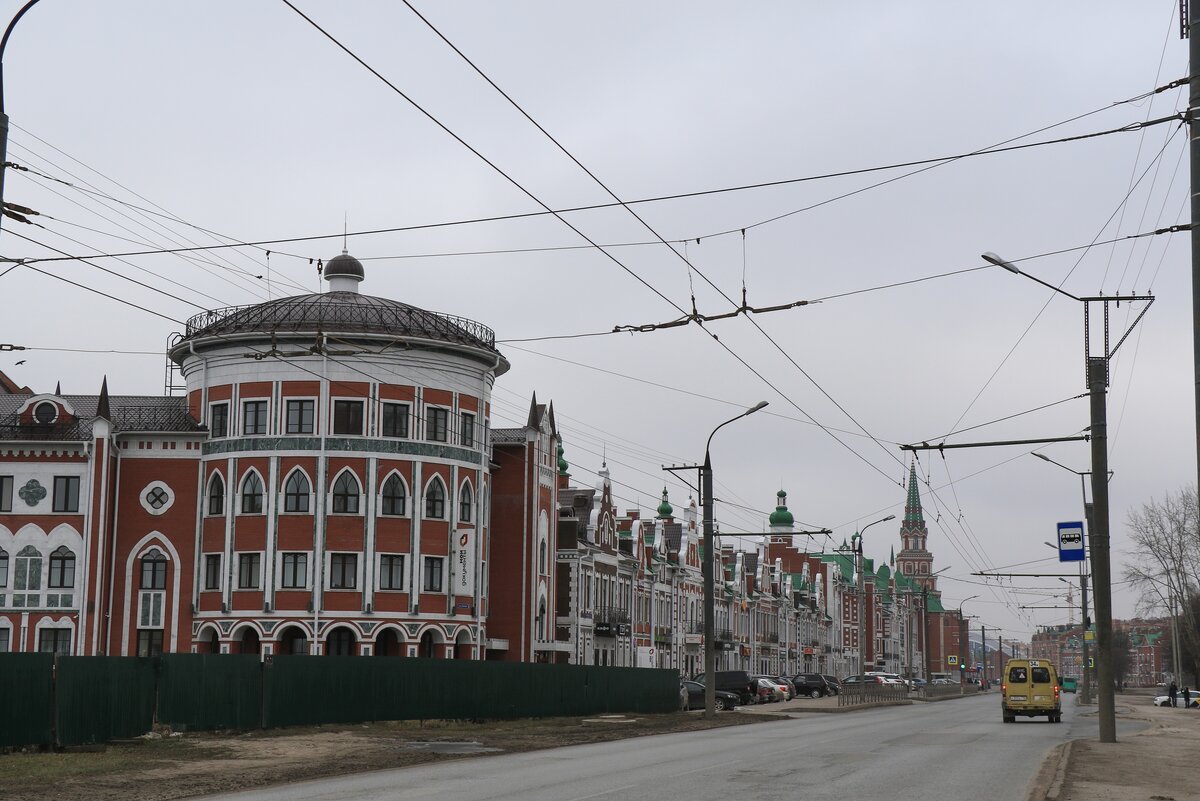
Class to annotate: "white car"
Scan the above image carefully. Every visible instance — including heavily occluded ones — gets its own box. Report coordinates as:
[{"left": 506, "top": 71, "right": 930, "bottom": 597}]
[{"left": 1154, "top": 694, "right": 1200, "bottom": 708}]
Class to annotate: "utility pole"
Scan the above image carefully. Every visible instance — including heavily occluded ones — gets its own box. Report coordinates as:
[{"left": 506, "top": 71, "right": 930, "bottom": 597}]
[
  {"left": 1189, "top": 3, "right": 1200, "bottom": 494},
  {"left": 981, "top": 624, "right": 986, "bottom": 683},
  {"left": 922, "top": 586, "right": 930, "bottom": 680},
  {"left": 1088, "top": 356, "right": 1116, "bottom": 742}
]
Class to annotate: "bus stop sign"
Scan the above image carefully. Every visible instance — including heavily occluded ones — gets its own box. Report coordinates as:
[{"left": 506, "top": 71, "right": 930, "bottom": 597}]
[{"left": 1057, "top": 521, "right": 1085, "bottom": 562}]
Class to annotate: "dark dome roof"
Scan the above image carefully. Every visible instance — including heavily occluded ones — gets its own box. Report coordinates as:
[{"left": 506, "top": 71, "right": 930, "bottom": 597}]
[
  {"left": 178, "top": 292, "right": 498, "bottom": 352},
  {"left": 324, "top": 252, "right": 364, "bottom": 280}
]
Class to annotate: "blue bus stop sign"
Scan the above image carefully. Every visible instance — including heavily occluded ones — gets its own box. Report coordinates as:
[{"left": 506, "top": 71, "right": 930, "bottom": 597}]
[{"left": 1057, "top": 521, "right": 1085, "bottom": 562}]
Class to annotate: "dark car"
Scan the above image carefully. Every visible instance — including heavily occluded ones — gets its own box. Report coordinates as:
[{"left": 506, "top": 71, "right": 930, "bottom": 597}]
[
  {"left": 822, "top": 675, "right": 842, "bottom": 695},
  {"left": 694, "top": 670, "right": 758, "bottom": 705},
  {"left": 792, "top": 673, "right": 832, "bottom": 698},
  {"left": 681, "top": 680, "right": 740, "bottom": 711}
]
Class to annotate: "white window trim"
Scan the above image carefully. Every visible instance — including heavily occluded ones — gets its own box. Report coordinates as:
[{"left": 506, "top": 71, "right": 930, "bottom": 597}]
[
  {"left": 205, "top": 471, "right": 226, "bottom": 517},
  {"left": 237, "top": 468, "right": 267, "bottom": 517},
  {"left": 277, "top": 550, "right": 313, "bottom": 591},
  {"left": 378, "top": 470, "right": 410, "bottom": 518},
  {"left": 326, "top": 551, "right": 362, "bottom": 591},
  {"left": 279, "top": 466, "right": 314, "bottom": 515},
  {"left": 377, "top": 553, "right": 406, "bottom": 592},
  {"left": 240, "top": 397, "right": 271, "bottom": 437},
  {"left": 202, "top": 552, "right": 223, "bottom": 592},
  {"left": 208, "top": 400, "right": 231, "bottom": 438},
  {"left": 328, "top": 468, "right": 364, "bottom": 516},
  {"left": 424, "top": 404, "right": 451, "bottom": 443},
  {"left": 235, "top": 550, "right": 264, "bottom": 590},
  {"left": 422, "top": 555, "right": 446, "bottom": 594},
  {"left": 282, "top": 396, "right": 319, "bottom": 435},
  {"left": 379, "top": 400, "right": 412, "bottom": 439},
  {"left": 330, "top": 396, "right": 366, "bottom": 437},
  {"left": 422, "top": 475, "right": 447, "bottom": 520}
]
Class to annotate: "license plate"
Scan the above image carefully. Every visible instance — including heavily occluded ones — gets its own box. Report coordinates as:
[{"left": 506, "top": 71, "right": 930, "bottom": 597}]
[
  {"left": 1010, "top": 695, "right": 1027, "bottom": 701},
  {"left": 1035, "top": 696, "right": 1049, "bottom": 702}
]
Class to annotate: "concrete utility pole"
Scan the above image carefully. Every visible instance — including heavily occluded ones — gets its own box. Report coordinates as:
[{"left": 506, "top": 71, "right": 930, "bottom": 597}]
[
  {"left": 1189, "top": 6, "right": 1200, "bottom": 492},
  {"left": 1088, "top": 357, "right": 1116, "bottom": 742}
]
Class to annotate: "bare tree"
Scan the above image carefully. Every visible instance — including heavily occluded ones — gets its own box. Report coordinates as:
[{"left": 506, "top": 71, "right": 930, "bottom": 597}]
[
  {"left": 1122, "top": 485, "right": 1200, "bottom": 683},
  {"left": 1111, "top": 630, "right": 1132, "bottom": 689}
]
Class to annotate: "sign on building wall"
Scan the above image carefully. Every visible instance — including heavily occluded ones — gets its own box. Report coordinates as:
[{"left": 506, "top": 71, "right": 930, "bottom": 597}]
[
  {"left": 637, "top": 646, "right": 656, "bottom": 667},
  {"left": 454, "top": 529, "right": 475, "bottom": 595}
]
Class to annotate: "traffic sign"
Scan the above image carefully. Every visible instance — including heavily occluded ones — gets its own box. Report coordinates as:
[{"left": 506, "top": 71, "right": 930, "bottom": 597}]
[
  {"left": 1088, "top": 657, "right": 1094, "bottom": 668},
  {"left": 947, "top": 655, "right": 958, "bottom": 665},
  {"left": 1056, "top": 521, "right": 1085, "bottom": 562}
]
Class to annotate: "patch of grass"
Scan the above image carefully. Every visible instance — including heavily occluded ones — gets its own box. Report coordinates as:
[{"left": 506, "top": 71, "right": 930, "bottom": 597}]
[{"left": 0, "top": 740, "right": 186, "bottom": 785}]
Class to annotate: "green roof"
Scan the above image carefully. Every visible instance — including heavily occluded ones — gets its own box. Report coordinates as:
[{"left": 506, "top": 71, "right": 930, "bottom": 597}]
[
  {"left": 926, "top": 593, "right": 946, "bottom": 613},
  {"left": 821, "top": 552, "right": 855, "bottom": 582}
]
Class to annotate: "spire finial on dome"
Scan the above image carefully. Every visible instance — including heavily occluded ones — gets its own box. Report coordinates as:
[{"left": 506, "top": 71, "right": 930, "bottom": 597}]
[
  {"left": 656, "top": 487, "right": 673, "bottom": 519},
  {"left": 323, "top": 249, "right": 364, "bottom": 293}
]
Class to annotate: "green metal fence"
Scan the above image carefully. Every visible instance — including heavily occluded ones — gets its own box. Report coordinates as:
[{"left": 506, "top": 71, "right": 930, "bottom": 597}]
[
  {"left": 0, "top": 653, "right": 55, "bottom": 747},
  {"left": 0, "top": 653, "right": 676, "bottom": 748},
  {"left": 55, "top": 656, "right": 157, "bottom": 746},
  {"left": 157, "top": 654, "right": 263, "bottom": 732}
]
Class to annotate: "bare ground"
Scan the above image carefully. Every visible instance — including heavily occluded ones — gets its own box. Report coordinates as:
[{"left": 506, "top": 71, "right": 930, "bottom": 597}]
[{"left": 0, "top": 711, "right": 785, "bottom": 801}]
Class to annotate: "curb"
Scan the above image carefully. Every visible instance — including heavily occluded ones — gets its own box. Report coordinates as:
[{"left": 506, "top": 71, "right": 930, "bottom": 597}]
[{"left": 1044, "top": 740, "right": 1072, "bottom": 801}]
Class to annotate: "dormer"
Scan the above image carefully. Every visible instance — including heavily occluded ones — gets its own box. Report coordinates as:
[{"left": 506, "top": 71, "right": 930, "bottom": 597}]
[{"left": 17, "top": 394, "right": 78, "bottom": 427}]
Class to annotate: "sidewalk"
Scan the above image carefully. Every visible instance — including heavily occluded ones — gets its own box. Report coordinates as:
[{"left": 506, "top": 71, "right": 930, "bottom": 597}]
[{"left": 1030, "top": 695, "right": 1200, "bottom": 801}]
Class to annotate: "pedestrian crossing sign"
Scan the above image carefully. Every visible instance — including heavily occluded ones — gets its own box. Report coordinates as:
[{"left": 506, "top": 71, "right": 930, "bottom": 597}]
[{"left": 948, "top": 655, "right": 958, "bottom": 665}]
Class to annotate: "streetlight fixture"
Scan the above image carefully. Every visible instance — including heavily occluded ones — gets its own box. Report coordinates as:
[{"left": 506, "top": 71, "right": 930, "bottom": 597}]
[
  {"left": 957, "top": 595, "right": 979, "bottom": 690},
  {"left": 986, "top": 251, "right": 1154, "bottom": 743},
  {"left": 700, "top": 401, "right": 769, "bottom": 718},
  {"left": 852, "top": 514, "right": 896, "bottom": 680}
]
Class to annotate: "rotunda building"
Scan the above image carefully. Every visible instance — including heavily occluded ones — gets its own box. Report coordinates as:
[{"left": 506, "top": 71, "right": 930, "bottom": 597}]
[{"left": 168, "top": 253, "right": 508, "bottom": 657}]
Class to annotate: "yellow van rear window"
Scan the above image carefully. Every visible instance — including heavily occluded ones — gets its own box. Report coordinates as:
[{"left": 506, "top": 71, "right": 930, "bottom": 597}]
[
  {"left": 1031, "top": 667, "right": 1051, "bottom": 684},
  {"left": 1009, "top": 667, "right": 1027, "bottom": 682}
]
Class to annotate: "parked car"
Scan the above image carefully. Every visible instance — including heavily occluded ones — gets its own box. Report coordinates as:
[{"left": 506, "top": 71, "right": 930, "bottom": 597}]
[
  {"left": 1153, "top": 694, "right": 1200, "bottom": 708},
  {"left": 1059, "top": 676, "right": 1078, "bottom": 693},
  {"left": 792, "top": 673, "right": 832, "bottom": 698},
  {"left": 822, "top": 675, "right": 842, "bottom": 695},
  {"left": 866, "top": 671, "right": 907, "bottom": 687},
  {"left": 680, "top": 680, "right": 740, "bottom": 711},
  {"left": 767, "top": 676, "right": 795, "bottom": 700},
  {"left": 754, "top": 676, "right": 787, "bottom": 702},
  {"left": 694, "top": 670, "right": 758, "bottom": 705},
  {"left": 841, "top": 674, "right": 886, "bottom": 686}
]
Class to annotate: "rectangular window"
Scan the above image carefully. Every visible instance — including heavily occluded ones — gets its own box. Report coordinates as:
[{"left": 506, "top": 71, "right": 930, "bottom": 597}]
[
  {"left": 204, "top": 554, "right": 221, "bottom": 590},
  {"left": 379, "top": 554, "right": 405, "bottom": 591},
  {"left": 141, "top": 559, "right": 166, "bottom": 590},
  {"left": 137, "top": 629, "right": 164, "bottom": 658},
  {"left": 138, "top": 591, "right": 164, "bottom": 628},
  {"left": 52, "top": 476, "right": 80, "bottom": 513},
  {"left": 209, "top": 402, "right": 229, "bottom": 438},
  {"left": 422, "top": 556, "right": 444, "bottom": 593},
  {"left": 460, "top": 412, "right": 475, "bottom": 447},
  {"left": 238, "top": 553, "right": 261, "bottom": 589},
  {"left": 243, "top": 400, "right": 268, "bottom": 435},
  {"left": 330, "top": 553, "right": 357, "bottom": 589},
  {"left": 286, "top": 399, "right": 315, "bottom": 434},
  {"left": 426, "top": 407, "right": 448, "bottom": 442},
  {"left": 381, "top": 402, "right": 409, "bottom": 438},
  {"left": 38, "top": 628, "right": 71, "bottom": 655},
  {"left": 0, "top": 628, "right": 9, "bottom": 653},
  {"left": 0, "top": 475, "right": 12, "bottom": 512},
  {"left": 281, "top": 553, "right": 308, "bottom": 589},
  {"left": 333, "top": 400, "right": 364, "bottom": 435}
]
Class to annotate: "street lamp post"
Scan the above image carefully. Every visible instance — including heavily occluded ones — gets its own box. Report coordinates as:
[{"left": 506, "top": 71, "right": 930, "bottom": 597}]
[
  {"left": 701, "top": 401, "right": 769, "bottom": 719},
  {"left": 853, "top": 514, "right": 896, "bottom": 681},
  {"left": 985, "top": 252, "right": 1153, "bottom": 743},
  {"left": 958, "top": 595, "right": 979, "bottom": 692}
]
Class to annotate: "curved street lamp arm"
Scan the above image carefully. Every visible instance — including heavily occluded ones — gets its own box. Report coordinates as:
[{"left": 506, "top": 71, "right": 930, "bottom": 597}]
[{"left": 0, "top": 0, "right": 44, "bottom": 114}]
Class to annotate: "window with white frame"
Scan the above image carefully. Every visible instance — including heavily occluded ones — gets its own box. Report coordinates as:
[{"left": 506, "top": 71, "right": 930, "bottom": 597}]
[
  {"left": 207, "top": 473, "right": 225, "bottom": 516},
  {"left": 138, "top": 548, "right": 167, "bottom": 634},
  {"left": 460, "top": 412, "right": 475, "bottom": 447},
  {"left": 46, "top": 546, "right": 75, "bottom": 608},
  {"left": 333, "top": 400, "right": 364, "bottom": 435},
  {"left": 0, "top": 474, "right": 11, "bottom": 512},
  {"left": 381, "top": 402, "right": 409, "bottom": 438},
  {"left": 285, "top": 399, "right": 315, "bottom": 434},
  {"left": 281, "top": 552, "right": 308, "bottom": 589},
  {"left": 426, "top": 407, "right": 448, "bottom": 442},
  {"left": 240, "top": 471, "right": 264, "bottom": 514},
  {"left": 331, "top": 472, "right": 360, "bottom": 514},
  {"left": 242, "top": 400, "right": 268, "bottom": 435},
  {"left": 204, "top": 554, "right": 221, "bottom": 590},
  {"left": 0, "top": 626, "right": 9, "bottom": 652},
  {"left": 458, "top": 483, "right": 472, "bottom": 523},
  {"left": 422, "top": 556, "right": 444, "bottom": 592},
  {"left": 38, "top": 628, "right": 70, "bottom": 655},
  {"left": 238, "top": 553, "right": 261, "bottom": 589},
  {"left": 424, "top": 478, "right": 445, "bottom": 519},
  {"left": 283, "top": 470, "right": 310, "bottom": 513},
  {"left": 52, "top": 475, "right": 80, "bottom": 513},
  {"left": 329, "top": 553, "right": 357, "bottom": 589},
  {"left": 13, "top": 545, "right": 41, "bottom": 608},
  {"left": 379, "top": 554, "right": 405, "bottom": 590},
  {"left": 381, "top": 474, "right": 406, "bottom": 516},
  {"left": 209, "top": 402, "right": 229, "bottom": 438}
]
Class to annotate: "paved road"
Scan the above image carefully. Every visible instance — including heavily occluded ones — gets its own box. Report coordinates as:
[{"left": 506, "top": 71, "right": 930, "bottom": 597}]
[{"left": 200, "top": 694, "right": 1138, "bottom": 801}]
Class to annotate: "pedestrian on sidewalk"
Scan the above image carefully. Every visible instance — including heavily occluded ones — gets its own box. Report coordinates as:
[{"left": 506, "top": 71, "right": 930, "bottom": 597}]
[
  {"left": 1185, "top": 687, "right": 1192, "bottom": 708},
  {"left": 1170, "top": 681, "right": 1179, "bottom": 707}
]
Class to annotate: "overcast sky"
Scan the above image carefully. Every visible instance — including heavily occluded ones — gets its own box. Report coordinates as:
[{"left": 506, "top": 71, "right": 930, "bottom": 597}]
[{"left": 0, "top": 1, "right": 1192, "bottom": 642}]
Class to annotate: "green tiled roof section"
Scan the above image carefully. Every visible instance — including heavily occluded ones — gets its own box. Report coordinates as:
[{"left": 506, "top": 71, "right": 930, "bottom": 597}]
[
  {"left": 876, "top": 564, "right": 891, "bottom": 581},
  {"left": 789, "top": 573, "right": 809, "bottom": 591},
  {"left": 905, "top": 463, "right": 924, "bottom": 524},
  {"left": 926, "top": 593, "right": 946, "bottom": 613},
  {"left": 821, "top": 552, "right": 854, "bottom": 582}
]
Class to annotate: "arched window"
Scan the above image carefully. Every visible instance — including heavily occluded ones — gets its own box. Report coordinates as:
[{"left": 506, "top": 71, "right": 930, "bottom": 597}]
[
  {"left": 14, "top": 545, "right": 41, "bottom": 606},
  {"left": 424, "top": 478, "right": 445, "bottom": 519},
  {"left": 381, "top": 474, "right": 406, "bottom": 516},
  {"left": 326, "top": 626, "right": 356, "bottom": 656},
  {"left": 48, "top": 546, "right": 75, "bottom": 588},
  {"left": 241, "top": 472, "right": 264, "bottom": 514},
  {"left": 539, "top": 540, "right": 547, "bottom": 573},
  {"left": 207, "top": 473, "right": 225, "bottom": 516},
  {"left": 332, "top": 471, "right": 360, "bottom": 514},
  {"left": 283, "top": 470, "right": 310, "bottom": 513},
  {"left": 536, "top": 599, "right": 546, "bottom": 640},
  {"left": 458, "top": 483, "right": 472, "bottom": 523},
  {"left": 141, "top": 548, "right": 167, "bottom": 590}
]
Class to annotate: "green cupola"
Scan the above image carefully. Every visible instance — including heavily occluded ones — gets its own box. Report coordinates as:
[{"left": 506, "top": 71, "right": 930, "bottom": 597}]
[
  {"left": 769, "top": 489, "right": 794, "bottom": 528},
  {"left": 656, "top": 487, "right": 673, "bottom": 519},
  {"left": 557, "top": 442, "right": 569, "bottom": 476}
]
